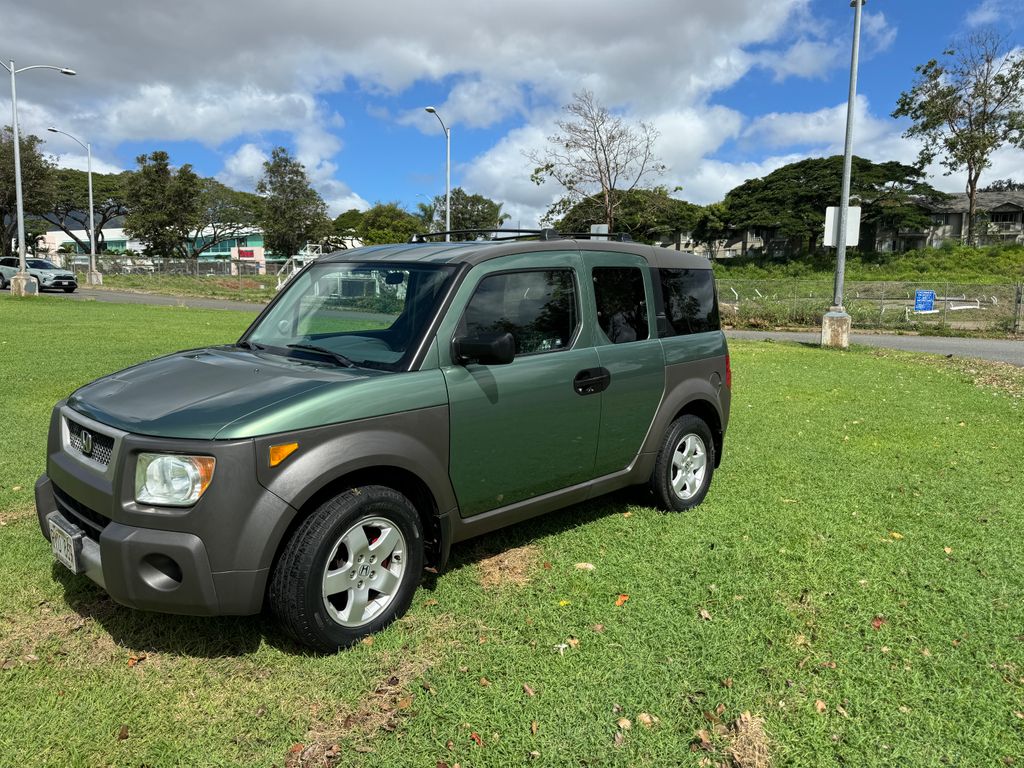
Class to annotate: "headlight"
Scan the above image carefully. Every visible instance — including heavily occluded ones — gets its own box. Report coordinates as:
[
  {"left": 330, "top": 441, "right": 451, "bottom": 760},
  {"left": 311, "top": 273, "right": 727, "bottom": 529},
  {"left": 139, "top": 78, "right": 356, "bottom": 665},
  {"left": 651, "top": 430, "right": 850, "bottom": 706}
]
[{"left": 135, "top": 453, "right": 215, "bottom": 507}]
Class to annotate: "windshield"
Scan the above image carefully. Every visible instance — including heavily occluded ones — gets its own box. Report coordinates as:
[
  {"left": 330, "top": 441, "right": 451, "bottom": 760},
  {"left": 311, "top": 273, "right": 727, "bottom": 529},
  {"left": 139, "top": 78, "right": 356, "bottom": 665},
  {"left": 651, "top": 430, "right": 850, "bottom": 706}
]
[
  {"left": 246, "top": 261, "right": 457, "bottom": 371},
  {"left": 27, "top": 260, "right": 59, "bottom": 269}
]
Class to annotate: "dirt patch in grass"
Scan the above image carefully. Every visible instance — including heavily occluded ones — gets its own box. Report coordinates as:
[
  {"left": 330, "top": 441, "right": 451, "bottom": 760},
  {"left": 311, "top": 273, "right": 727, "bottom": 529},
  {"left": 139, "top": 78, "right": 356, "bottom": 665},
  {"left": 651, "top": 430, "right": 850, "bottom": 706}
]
[
  {"left": 0, "top": 505, "right": 35, "bottom": 526},
  {"left": 871, "top": 349, "right": 1024, "bottom": 399},
  {"left": 475, "top": 543, "right": 540, "bottom": 590},
  {"left": 727, "top": 712, "right": 772, "bottom": 768},
  {"left": 0, "top": 598, "right": 122, "bottom": 667},
  {"left": 287, "top": 614, "right": 460, "bottom": 767}
]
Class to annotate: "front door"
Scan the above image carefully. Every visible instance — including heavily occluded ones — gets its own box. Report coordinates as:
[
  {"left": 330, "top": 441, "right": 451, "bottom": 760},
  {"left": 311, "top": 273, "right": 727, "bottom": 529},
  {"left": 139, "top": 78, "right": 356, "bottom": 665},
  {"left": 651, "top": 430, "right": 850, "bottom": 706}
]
[{"left": 440, "top": 252, "right": 601, "bottom": 517}]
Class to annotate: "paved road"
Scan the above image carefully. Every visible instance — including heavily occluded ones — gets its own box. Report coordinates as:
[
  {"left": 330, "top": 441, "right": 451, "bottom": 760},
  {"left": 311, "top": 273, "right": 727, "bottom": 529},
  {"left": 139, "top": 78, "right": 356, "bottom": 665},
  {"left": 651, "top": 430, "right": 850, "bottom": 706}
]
[{"left": 727, "top": 330, "right": 1024, "bottom": 367}]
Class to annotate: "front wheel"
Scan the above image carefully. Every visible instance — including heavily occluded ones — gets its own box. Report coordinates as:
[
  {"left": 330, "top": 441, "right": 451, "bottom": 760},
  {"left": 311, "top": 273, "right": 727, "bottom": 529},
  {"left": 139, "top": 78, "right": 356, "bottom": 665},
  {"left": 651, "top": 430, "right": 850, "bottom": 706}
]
[
  {"left": 269, "top": 485, "right": 424, "bottom": 652},
  {"left": 649, "top": 414, "right": 716, "bottom": 512},
  {"left": 63, "top": 287, "right": 76, "bottom": 293}
]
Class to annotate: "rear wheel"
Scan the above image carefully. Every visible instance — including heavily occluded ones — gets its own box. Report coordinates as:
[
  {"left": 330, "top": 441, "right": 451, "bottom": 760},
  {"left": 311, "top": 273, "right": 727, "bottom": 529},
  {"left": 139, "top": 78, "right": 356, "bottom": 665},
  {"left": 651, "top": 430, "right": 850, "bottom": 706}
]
[
  {"left": 649, "top": 414, "right": 715, "bottom": 512},
  {"left": 0, "top": 274, "right": 7, "bottom": 290},
  {"left": 269, "top": 485, "right": 424, "bottom": 652}
]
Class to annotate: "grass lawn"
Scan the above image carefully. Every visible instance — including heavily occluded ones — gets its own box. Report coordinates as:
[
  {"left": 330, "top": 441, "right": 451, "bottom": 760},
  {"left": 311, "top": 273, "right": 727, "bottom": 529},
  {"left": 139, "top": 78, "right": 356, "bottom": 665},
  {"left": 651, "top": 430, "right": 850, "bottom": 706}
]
[
  {"left": 1, "top": 294, "right": 1023, "bottom": 767},
  {"left": 84, "top": 272, "right": 278, "bottom": 304}
]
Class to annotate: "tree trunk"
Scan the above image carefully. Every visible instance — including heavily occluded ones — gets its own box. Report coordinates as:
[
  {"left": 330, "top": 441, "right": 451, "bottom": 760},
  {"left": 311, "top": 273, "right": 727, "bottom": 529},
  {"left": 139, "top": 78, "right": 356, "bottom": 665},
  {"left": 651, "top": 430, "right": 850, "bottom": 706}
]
[{"left": 966, "top": 170, "right": 979, "bottom": 246}]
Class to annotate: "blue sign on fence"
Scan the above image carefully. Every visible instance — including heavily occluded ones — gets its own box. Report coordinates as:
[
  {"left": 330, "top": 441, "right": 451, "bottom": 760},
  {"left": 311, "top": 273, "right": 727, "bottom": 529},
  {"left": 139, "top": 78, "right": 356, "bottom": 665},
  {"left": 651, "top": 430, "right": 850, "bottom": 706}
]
[{"left": 915, "top": 290, "right": 936, "bottom": 312}]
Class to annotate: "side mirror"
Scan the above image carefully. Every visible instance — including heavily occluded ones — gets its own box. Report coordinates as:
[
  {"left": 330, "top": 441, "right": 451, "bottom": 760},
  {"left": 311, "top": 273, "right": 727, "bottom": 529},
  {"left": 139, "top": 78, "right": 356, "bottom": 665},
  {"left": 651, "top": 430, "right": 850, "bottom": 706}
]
[{"left": 453, "top": 331, "right": 515, "bottom": 366}]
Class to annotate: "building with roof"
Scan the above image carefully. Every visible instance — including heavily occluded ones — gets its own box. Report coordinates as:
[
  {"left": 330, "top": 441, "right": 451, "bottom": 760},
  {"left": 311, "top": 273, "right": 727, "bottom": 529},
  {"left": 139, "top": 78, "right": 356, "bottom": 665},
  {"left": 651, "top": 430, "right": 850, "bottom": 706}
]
[{"left": 876, "top": 190, "right": 1024, "bottom": 252}]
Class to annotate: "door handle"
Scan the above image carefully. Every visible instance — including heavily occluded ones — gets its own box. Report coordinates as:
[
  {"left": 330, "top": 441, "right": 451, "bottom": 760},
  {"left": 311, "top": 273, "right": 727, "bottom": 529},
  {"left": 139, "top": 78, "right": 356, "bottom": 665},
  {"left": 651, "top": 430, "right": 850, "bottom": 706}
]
[{"left": 573, "top": 367, "right": 611, "bottom": 396}]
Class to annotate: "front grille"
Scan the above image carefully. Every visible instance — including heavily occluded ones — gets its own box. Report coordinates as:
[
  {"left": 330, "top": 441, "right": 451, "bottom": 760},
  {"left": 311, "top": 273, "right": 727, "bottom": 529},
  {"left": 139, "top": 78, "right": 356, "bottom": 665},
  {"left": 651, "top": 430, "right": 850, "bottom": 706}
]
[
  {"left": 52, "top": 484, "right": 110, "bottom": 542},
  {"left": 67, "top": 419, "right": 114, "bottom": 466}
]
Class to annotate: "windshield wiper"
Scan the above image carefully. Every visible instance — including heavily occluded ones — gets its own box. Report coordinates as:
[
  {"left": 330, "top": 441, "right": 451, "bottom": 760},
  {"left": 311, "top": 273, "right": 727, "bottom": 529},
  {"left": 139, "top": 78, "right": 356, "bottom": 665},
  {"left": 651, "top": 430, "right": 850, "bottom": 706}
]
[
  {"left": 286, "top": 343, "right": 357, "bottom": 368},
  {"left": 235, "top": 340, "right": 265, "bottom": 351}
]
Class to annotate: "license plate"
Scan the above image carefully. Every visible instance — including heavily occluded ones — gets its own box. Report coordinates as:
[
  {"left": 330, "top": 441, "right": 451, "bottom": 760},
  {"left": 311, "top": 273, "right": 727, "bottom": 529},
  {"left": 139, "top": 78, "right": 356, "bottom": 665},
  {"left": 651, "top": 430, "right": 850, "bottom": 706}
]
[{"left": 49, "top": 519, "right": 81, "bottom": 573}]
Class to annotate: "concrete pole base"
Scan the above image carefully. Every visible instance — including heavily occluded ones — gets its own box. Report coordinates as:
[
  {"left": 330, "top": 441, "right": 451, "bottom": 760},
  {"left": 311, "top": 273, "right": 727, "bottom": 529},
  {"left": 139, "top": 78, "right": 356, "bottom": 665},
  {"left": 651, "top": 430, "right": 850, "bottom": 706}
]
[
  {"left": 10, "top": 273, "right": 39, "bottom": 297},
  {"left": 821, "top": 308, "right": 851, "bottom": 349},
  {"left": 86, "top": 270, "right": 103, "bottom": 286}
]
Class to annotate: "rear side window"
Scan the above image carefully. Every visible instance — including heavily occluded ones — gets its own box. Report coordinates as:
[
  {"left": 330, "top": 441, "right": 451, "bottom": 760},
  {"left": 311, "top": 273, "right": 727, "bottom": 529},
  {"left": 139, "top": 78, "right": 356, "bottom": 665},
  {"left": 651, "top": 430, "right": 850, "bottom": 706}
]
[
  {"left": 592, "top": 267, "right": 649, "bottom": 344},
  {"left": 659, "top": 268, "right": 720, "bottom": 335},
  {"left": 461, "top": 269, "right": 578, "bottom": 355}
]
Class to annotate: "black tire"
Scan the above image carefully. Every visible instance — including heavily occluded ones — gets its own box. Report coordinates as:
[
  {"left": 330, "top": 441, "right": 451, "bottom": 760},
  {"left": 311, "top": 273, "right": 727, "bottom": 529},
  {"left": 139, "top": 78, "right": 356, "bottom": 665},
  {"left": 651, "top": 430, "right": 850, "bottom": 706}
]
[
  {"left": 649, "top": 414, "right": 716, "bottom": 512},
  {"left": 33, "top": 276, "right": 42, "bottom": 292},
  {"left": 63, "top": 287, "right": 76, "bottom": 293},
  {"left": 0, "top": 275, "right": 7, "bottom": 290},
  {"left": 269, "top": 485, "right": 424, "bottom": 652}
]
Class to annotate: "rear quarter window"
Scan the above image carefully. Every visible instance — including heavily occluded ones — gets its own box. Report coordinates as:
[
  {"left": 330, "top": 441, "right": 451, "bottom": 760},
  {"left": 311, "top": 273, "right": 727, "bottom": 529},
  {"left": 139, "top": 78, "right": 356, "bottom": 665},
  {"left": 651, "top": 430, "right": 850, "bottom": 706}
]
[{"left": 658, "top": 268, "right": 720, "bottom": 336}]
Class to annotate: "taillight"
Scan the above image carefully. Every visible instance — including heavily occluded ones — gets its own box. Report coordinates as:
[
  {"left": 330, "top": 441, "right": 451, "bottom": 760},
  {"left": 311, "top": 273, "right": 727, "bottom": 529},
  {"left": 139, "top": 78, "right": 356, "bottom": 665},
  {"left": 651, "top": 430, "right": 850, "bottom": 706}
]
[{"left": 725, "top": 354, "right": 732, "bottom": 390}]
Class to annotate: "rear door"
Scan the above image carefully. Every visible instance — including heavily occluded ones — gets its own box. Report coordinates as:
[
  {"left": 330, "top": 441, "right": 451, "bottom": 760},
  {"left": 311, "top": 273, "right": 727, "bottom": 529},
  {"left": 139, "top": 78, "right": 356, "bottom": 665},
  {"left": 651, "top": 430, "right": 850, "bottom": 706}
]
[
  {"left": 580, "top": 250, "right": 665, "bottom": 477},
  {"left": 440, "top": 251, "right": 602, "bottom": 517}
]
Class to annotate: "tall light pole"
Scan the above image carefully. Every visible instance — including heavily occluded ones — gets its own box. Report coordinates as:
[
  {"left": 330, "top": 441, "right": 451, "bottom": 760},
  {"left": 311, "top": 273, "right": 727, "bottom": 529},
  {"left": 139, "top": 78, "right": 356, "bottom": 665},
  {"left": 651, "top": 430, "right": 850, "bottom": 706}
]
[
  {"left": 821, "top": 0, "right": 864, "bottom": 349},
  {"left": 48, "top": 127, "right": 102, "bottom": 285},
  {"left": 424, "top": 106, "right": 451, "bottom": 242},
  {"left": 1, "top": 60, "right": 76, "bottom": 296}
]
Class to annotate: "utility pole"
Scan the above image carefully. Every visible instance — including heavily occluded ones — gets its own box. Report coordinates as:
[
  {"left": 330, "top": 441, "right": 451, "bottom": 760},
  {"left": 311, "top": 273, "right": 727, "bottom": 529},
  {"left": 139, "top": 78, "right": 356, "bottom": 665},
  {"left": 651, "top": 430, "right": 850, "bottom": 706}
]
[{"left": 821, "top": 0, "right": 865, "bottom": 349}]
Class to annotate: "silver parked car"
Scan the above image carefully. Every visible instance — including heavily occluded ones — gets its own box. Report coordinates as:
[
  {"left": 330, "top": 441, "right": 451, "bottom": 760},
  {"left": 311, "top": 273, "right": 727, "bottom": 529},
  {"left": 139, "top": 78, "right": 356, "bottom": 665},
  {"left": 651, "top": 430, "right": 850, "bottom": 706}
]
[{"left": 0, "top": 257, "right": 78, "bottom": 292}]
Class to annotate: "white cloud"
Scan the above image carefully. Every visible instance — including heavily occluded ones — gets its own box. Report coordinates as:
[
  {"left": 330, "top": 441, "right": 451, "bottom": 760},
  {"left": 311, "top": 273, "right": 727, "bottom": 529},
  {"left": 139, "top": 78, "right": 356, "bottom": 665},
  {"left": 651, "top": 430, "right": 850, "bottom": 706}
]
[
  {"left": 965, "top": 0, "right": 1004, "bottom": 28},
  {"left": 52, "top": 153, "right": 123, "bottom": 175},
  {"left": 862, "top": 12, "right": 897, "bottom": 56},
  {"left": 760, "top": 39, "right": 844, "bottom": 82},
  {"left": 217, "top": 144, "right": 269, "bottom": 191}
]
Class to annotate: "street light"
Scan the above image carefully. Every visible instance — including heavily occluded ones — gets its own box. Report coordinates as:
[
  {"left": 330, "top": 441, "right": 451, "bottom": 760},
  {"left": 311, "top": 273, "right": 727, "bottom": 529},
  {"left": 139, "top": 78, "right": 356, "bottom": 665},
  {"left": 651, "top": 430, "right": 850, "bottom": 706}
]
[
  {"left": 47, "top": 126, "right": 102, "bottom": 285},
  {"left": 424, "top": 106, "right": 451, "bottom": 242},
  {"left": 821, "top": 0, "right": 865, "bottom": 349},
  {"left": 1, "top": 59, "right": 76, "bottom": 296}
]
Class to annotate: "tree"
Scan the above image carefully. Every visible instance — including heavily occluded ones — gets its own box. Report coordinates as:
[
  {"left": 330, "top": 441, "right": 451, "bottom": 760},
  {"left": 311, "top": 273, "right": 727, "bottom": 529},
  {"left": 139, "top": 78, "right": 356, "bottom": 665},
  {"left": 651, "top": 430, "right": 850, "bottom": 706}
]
[
  {"left": 527, "top": 90, "right": 665, "bottom": 231},
  {"left": 256, "top": 146, "right": 330, "bottom": 258},
  {"left": 723, "top": 155, "right": 942, "bottom": 254},
  {"left": 333, "top": 208, "right": 365, "bottom": 234},
  {"left": 420, "top": 187, "right": 510, "bottom": 238},
  {"left": 893, "top": 31, "right": 1024, "bottom": 244},
  {"left": 981, "top": 178, "right": 1024, "bottom": 192},
  {"left": 185, "top": 179, "right": 260, "bottom": 258},
  {"left": 557, "top": 186, "right": 701, "bottom": 244},
  {"left": 692, "top": 203, "right": 729, "bottom": 259},
  {"left": 49, "top": 168, "right": 130, "bottom": 254},
  {"left": 356, "top": 202, "right": 422, "bottom": 245},
  {"left": 0, "top": 127, "right": 54, "bottom": 259},
  {"left": 124, "top": 151, "right": 203, "bottom": 257}
]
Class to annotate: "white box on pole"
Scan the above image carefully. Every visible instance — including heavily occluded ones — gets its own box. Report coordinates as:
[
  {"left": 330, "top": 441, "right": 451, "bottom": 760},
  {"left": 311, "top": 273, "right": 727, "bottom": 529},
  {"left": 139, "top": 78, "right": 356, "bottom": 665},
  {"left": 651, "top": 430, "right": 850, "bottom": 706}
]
[{"left": 824, "top": 206, "right": 861, "bottom": 247}]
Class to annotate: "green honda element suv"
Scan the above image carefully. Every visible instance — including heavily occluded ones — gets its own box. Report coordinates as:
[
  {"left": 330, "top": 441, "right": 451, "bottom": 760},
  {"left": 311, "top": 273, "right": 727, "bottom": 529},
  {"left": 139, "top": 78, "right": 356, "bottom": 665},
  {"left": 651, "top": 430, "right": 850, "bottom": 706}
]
[{"left": 35, "top": 232, "right": 730, "bottom": 652}]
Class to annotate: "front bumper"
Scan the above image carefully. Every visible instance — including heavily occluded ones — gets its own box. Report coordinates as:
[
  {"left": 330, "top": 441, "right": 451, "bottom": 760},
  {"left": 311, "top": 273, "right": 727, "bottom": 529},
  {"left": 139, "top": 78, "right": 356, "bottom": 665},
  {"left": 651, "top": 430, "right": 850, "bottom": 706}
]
[{"left": 35, "top": 405, "right": 298, "bottom": 616}]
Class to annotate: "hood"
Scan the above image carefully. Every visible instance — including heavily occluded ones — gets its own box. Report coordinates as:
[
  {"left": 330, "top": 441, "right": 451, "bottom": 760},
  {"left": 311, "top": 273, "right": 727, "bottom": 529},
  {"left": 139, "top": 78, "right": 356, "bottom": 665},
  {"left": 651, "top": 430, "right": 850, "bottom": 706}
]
[{"left": 67, "top": 346, "right": 380, "bottom": 439}]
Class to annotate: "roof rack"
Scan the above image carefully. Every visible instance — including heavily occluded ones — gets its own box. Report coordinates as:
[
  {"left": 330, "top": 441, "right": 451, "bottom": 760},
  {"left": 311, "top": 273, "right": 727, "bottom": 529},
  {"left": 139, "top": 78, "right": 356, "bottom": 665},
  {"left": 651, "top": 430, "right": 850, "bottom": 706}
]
[
  {"left": 408, "top": 228, "right": 563, "bottom": 243},
  {"left": 408, "top": 228, "right": 636, "bottom": 244},
  {"left": 559, "top": 232, "right": 634, "bottom": 242}
]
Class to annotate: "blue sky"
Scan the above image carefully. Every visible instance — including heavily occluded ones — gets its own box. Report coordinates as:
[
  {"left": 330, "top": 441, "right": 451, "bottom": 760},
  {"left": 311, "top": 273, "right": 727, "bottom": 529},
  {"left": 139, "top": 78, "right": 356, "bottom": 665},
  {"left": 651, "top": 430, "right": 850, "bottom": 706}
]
[{"left": 5, "top": 0, "right": 1023, "bottom": 226}]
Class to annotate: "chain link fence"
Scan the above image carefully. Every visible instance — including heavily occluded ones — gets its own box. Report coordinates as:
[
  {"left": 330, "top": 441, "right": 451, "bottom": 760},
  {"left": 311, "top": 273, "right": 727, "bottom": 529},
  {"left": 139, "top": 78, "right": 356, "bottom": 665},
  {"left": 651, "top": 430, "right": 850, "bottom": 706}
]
[{"left": 717, "top": 279, "right": 1023, "bottom": 334}]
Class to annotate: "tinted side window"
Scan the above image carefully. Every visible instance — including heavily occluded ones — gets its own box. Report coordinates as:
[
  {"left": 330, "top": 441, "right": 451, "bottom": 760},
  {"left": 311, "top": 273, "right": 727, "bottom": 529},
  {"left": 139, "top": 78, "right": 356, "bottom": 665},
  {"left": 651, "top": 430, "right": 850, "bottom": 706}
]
[
  {"left": 592, "top": 267, "right": 649, "bottom": 344},
  {"left": 461, "top": 269, "right": 578, "bottom": 355},
  {"left": 659, "top": 268, "right": 720, "bottom": 336}
]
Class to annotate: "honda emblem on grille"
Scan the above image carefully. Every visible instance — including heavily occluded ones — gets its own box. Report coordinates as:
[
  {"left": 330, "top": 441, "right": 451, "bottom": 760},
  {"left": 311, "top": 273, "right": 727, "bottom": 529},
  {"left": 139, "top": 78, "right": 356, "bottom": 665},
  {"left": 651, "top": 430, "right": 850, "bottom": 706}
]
[{"left": 80, "top": 430, "right": 94, "bottom": 457}]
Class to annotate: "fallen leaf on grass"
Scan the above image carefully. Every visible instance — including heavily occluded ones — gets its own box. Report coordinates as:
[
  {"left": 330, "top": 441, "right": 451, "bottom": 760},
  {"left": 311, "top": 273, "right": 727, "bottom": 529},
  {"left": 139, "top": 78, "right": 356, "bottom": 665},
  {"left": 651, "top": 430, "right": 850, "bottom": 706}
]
[
  {"left": 613, "top": 731, "right": 625, "bottom": 747},
  {"left": 424, "top": 599, "right": 439, "bottom": 607},
  {"left": 615, "top": 594, "right": 629, "bottom": 607},
  {"left": 637, "top": 713, "right": 659, "bottom": 728},
  {"left": 558, "top": 600, "right": 571, "bottom": 607},
  {"left": 617, "top": 717, "right": 632, "bottom": 730},
  {"left": 691, "top": 729, "right": 714, "bottom": 752},
  {"left": 592, "top": 624, "right": 605, "bottom": 633},
  {"left": 575, "top": 562, "right": 596, "bottom": 571},
  {"left": 721, "top": 677, "right": 733, "bottom": 688},
  {"left": 889, "top": 531, "right": 904, "bottom": 540},
  {"left": 566, "top": 637, "right": 579, "bottom": 649},
  {"left": 815, "top": 700, "right": 827, "bottom": 714},
  {"left": 698, "top": 608, "right": 713, "bottom": 621},
  {"left": 11, "top": 485, "right": 22, "bottom": 492},
  {"left": 531, "top": 721, "right": 539, "bottom": 735},
  {"left": 543, "top": 562, "right": 552, "bottom": 570},
  {"left": 943, "top": 547, "right": 953, "bottom": 555},
  {"left": 127, "top": 654, "right": 146, "bottom": 668},
  {"left": 361, "top": 636, "right": 374, "bottom": 646},
  {"left": 523, "top": 683, "right": 536, "bottom": 697},
  {"left": 529, "top": 750, "right": 540, "bottom": 759},
  {"left": 396, "top": 696, "right": 414, "bottom": 709},
  {"left": 622, "top": 511, "right": 633, "bottom": 518},
  {"left": 479, "top": 677, "right": 490, "bottom": 687},
  {"left": 469, "top": 732, "right": 483, "bottom": 746},
  {"left": 117, "top": 725, "right": 129, "bottom": 741},
  {"left": 871, "top": 616, "right": 887, "bottom": 631},
  {"left": 820, "top": 661, "right": 837, "bottom": 669}
]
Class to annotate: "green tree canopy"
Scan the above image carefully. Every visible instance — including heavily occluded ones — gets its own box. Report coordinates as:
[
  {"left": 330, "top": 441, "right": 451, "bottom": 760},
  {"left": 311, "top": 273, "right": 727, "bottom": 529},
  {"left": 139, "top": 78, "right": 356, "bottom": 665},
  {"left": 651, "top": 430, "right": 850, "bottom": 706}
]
[
  {"left": 49, "top": 168, "right": 130, "bottom": 254},
  {"left": 186, "top": 179, "right": 260, "bottom": 258},
  {"left": 556, "top": 186, "right": 701, "bottom": 244},
  {"left": 256, "top": 147, "right": 330, "bottom": 258},
  {"left": 421, "top": 187, "right": 510, "bottom": 238},
  {"left": 692, "top": 202, "right": 729, "bottom": 259},
  {"left": 124, "top": 151, "right": 203, "bottom": 258},
  {"left": 356, "top": 202, "right": 422, "bottom": 245},
  {"left": 893, "top": 31, "right": 1024, "bottom": 243},
  {"left": 333, "top": 208, "right": 365, "bottom": 234},
  {"left": 723, "top": 155, "right": 942, "bottom": 253},
  {"left": 1, "top": 127, "right": 54, "bottom": 259}
]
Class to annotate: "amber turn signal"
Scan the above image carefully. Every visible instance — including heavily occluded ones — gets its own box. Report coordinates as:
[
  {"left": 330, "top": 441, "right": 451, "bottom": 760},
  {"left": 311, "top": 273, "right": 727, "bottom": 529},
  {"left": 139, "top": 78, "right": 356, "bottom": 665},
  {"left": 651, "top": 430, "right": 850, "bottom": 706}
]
[{"left": 269, "top": 442, "right": 299, "bottom": 467}]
